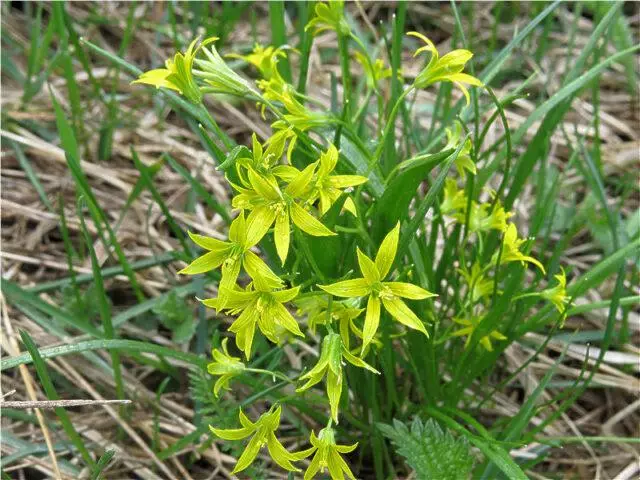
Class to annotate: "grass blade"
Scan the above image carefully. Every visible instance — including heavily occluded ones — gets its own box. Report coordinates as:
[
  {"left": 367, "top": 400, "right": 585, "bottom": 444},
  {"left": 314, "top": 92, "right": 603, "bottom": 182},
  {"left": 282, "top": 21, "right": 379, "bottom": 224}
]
[
  {"left": 19, "top": 330, "right": 95, "bottom": 468},
  {"left": 78, "top": 199, "right": 125, "bottom": 402}
]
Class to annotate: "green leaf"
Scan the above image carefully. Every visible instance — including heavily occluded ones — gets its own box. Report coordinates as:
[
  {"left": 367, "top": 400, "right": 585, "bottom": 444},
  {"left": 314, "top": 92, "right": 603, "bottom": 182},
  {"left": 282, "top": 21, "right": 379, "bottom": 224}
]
[
  {"left": 375, "top": 149, "right": 453, "bottom": 236},
  {"left": 378, "top": 417, "right": 474, "bottom": 479},
  {"left": 91, "top": 449, "right": 115, "bottom": 480},
  {"left": 19, "top": 330, "right": 95, "bottom": 468},
  {"left": 153, "top": 291, "right": 195, "bottom": 344},
  {"left": 1, "top": 338, "right": 207, "bottom": 372}
]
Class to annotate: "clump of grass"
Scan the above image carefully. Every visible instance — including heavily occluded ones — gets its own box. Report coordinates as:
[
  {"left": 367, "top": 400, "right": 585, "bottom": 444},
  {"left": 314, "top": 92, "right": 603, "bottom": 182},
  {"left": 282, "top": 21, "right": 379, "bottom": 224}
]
[{"left": 1, "top": 2, "right": 638, "bottom": 479}]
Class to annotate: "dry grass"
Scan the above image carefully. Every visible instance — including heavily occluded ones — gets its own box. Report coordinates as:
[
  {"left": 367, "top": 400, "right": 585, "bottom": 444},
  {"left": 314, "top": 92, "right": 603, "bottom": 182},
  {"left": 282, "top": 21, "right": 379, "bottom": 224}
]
[{"left": 1, "top": 2, "right": 639, "bottom": 479}]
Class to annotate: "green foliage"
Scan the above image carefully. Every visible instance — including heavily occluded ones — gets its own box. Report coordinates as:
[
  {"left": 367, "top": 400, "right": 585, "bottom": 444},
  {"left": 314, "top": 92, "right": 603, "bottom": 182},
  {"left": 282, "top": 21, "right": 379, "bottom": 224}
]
[
  {"left": 153, "top": 291, "right": 196, "bottom": 344},
  {"left": 378, "top": 417, "right": 474, "bottom": 479},
  {"left": 2, "top": 2, "right": 637, "bottom": 479}
]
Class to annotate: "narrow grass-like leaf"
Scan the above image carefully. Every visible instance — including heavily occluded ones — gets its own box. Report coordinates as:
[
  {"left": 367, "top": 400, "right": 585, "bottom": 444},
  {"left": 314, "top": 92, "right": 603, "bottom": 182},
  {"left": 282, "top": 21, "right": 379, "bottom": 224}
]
[
  {"left": 1, "top": 338, "right": 207, "bottom": 372},
  {"left": 398, "top": 138, "right": 468, "bottom": 258},
  {"left": 10, "top": 139, "right": 53, "bottom": 212},
  {"left": 78, "top": 199, "right": 125, "bottom": 402},
  {"left": 19, "top": 330, "right": 95, "bottom": 467},
  {"left": 130, "top": 147, "right": 191, "bottom": 254},
  {"left": 29, "top": 252, "right": 176, "bottom": 293},
  {"left": 269, "top": 1, "right": 292, "bottom": 83},
  {"left": 50, "top": 90, "right": 146, "bottom": 303},
  {"left": 91, "top": 449, "right": 115, "bottom": 480},
  {"left": 2, "top": 279, "right": 101, "bottom": 337},
  {"left": 163, "top": 153, "right": 231, "bottom": 223}
]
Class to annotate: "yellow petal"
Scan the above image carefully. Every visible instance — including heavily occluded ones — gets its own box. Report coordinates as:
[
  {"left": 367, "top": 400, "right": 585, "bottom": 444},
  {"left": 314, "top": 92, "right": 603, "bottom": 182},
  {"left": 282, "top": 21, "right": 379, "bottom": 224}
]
[
  {"left": 381, "top": 297, "right": 428, "bottom": 336},
  {"left": 356, "top": 248, "right": 380, "bottom": 284},
  {"left": 361, "top": 295, "right": 381, "bottom": 355},
  {"left": 319, "top": 278, "right": 370, "bottom": 298},
  {"left": 290, "top": 202, "right": 336, "bottom": 237},
  {"left": 375, "top": 222, "right": 400, "bottom": 279},
  {"left": 385, "top": 282, "right": 436, "bottom": 300}
]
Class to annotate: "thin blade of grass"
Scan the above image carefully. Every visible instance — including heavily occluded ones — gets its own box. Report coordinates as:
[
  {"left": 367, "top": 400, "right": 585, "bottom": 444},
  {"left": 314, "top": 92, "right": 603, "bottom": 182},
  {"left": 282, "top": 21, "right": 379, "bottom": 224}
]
[
  {"left": 78, "top": 199, "right": 125, "bottom": 402},
  {"left": 19, "top": 330, "right": 95, "bottom": 468}
]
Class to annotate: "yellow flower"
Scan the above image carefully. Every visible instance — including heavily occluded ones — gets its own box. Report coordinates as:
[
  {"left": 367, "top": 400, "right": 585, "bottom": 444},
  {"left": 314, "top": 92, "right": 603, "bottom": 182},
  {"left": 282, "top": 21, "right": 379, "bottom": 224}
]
[
  {"left": 440, "top": 178, "right": 467, "bottom": 215},
  {"left": 408, "top": 32, "right": 482, "bottom": 105},
  {"left": 234, "top": 133, "right": 296, "bottom": 183},
  {"left": 302, "top": 427, "right": 358, "bottom": 480},
  {"left": 133, "top": 37, "right": 214, "bottom": 103},
  {"left": 494, "top": 223, "right": 545, "bottom": 273},
  {"left": 319, "top": 223, "right": 436, "bottom": 354},
  {"left": 305, "top": 0, "right": 351, "bottom": 36},
  {"left": 307, "top": 144, "right": 368, "bottom": 216},
  {"left": 451, "top": 315, "right": 507, "bottom": 352},
  {"left": 455, "top": 201, "right": 512, "bottom": 234},
  {"left": 458, "top": 262, "right": 494, "bottom": 303},
  {"left": 541, "top": 268, "right": 570, "bottom": 314},
  {"left": 231, "top": 166, "right": 336, "bottom": 265},
  {"left": 268, "top": 86, "right": 334, "bottom": 160},
  {"left": 179, "top": 212, "right": 282, "bottom": 307},
  {"left": 228, "top": 44, "right": 288, "bottom": 83},
  {"left": 192, "top": 38, "right": 254, "bottom": 97},
  {"left": 207, "top": 338, "right": 245, "bottom": 397},
  {"left": 354, "top": 53, "right": 393, "bottom": 89},
  {"left": 445, "top": 121, "right": 476, "bottom": 177},
  {"left": 297, "top": 296, "right": 364, "bottom": 350},
  {"left": 203, "top": 283, "right": 302, "bottom": 360},
  {"left": 210, "top": 406, "right": 310, "bottom": 474},
  {"left": 296, "top": 333, "right": 378, "bottom": 423}
]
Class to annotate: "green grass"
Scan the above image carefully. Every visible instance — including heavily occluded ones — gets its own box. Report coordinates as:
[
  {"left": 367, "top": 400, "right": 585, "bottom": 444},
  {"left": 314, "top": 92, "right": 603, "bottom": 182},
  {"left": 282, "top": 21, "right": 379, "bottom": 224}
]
[{"left": 1, "top": 2, "right": 638, "bottom": 479}]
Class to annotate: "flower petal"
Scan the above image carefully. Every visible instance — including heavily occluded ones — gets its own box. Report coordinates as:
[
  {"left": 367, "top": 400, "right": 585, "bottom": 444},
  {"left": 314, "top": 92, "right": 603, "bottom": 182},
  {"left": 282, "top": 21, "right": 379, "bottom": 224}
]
[
  {"left": 381, "top": 297, "right": 428, "bottom": 336},
  {"left": 385, "top": 282, "right": 436, "bottom": 300},
  {"left": 243, "top": 250, "right": 283, "bottom": 290},
  {"left": 319, "top": 278, "right": 370, "bottom": 298},
  {"left": 179, "top": 250, "right": 227, "bottom": 275},
  {"left": 328, "top": 174, "right": 368, "bottom": 189},
  {"left": 245, "top": 206, "right": 277, "bottom": 247},
  {"left": 187, "top": 231, "right": 230, "bottom": 252},
  {"left": 342, "top": 347, "right": 379, "bottom": 374},
  {"left": 274, "top": 211, "right": 291, "bottom": 265},
  {"left": 356, "top": 248, "right": 380, "bottom": 284},
  {"left": 271, "top": 302, "right": 304, "bottom": 337},
  {"left": 362, "top": 295, "right": 381, "bottom": 354},
  {"left": 375, "top": 222, "right": 400, "bottom": 279},
  {"left": 290, "top": 202, "right": 336, "bottom": 237},
  {"left": 209, "top": 425, "right": 253, "bottom": 441},
  {"left": 266, "top": 432, "right": 301, "bottom": 472},
  {"left": 232, "top": 433, "right": 263, "bottom": 474},
  {"left": 248, "top": 168, "right": 281, "bottom": 201},
  {"left": 284, "top": 161, "right": 316, "bottom": 198},
  {"left": 271, "top": 285, "right": 301, "bottom": 304},
  {"left": 327, "top": 369, "right": 343, "bottom": 423}
]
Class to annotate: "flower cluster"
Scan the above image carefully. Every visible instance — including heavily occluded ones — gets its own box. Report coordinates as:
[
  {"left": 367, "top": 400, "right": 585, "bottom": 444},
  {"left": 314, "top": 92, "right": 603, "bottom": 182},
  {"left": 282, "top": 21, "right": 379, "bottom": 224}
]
[
  {"left": 133, "top": 2, "right": 570, "bottom": 478},
  {"left": 439, "top": 132, "right": 569, "bottom": 351}
]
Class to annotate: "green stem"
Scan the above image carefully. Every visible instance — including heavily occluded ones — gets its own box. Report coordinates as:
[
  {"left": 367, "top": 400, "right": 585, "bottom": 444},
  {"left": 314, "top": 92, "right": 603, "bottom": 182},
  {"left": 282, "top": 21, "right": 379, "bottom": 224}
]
[
  {"left": 337, "top": 30, "right": 352, "bottom": 119},
  {"left": 372, "top": 87, "right": 413, "bottom": 173},
  {"left": 246, "top": 368, "right": 295, "bottom": 384}
]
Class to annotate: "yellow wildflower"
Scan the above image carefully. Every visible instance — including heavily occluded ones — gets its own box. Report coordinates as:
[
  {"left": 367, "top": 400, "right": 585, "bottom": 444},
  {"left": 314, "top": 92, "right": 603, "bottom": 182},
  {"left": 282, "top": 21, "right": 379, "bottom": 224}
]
[
  {"left": 207, "top": 338, "right": 245, "bottom": 397},
  {"left": 231, "top": 166, "right": 336, "bottom": 265},
  {"left": 305, "top": 0, "right": 351, "bottom": 36},
  {"left": 451, "top": 315, "right": 507, "bottom": 352},
  {"left": 210, "top": 406, "right": 310, "bottom": 474},
  {"left": 302, "top": 427, "right": 358, "bottom": 480},
  {"left": 296, "top": 333, "right": 378, "bottom": 422},
  {"left": 494, "top": 223, "right": 545, "bottom": 273},
  {"left": 319, "top": 223, "right": 436, "bottom": 354},
  {"left": 180, "top": 212, "right": 282, "bottom": 304},
  {"left": 408, "top": 31, "right": 482, "bottom": 105},
  {"left": 202, "top": 283, "right": 302, "bottom": 360},
  {"left": 133, "top": 37, "right": 215, "bottom": 103}
]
